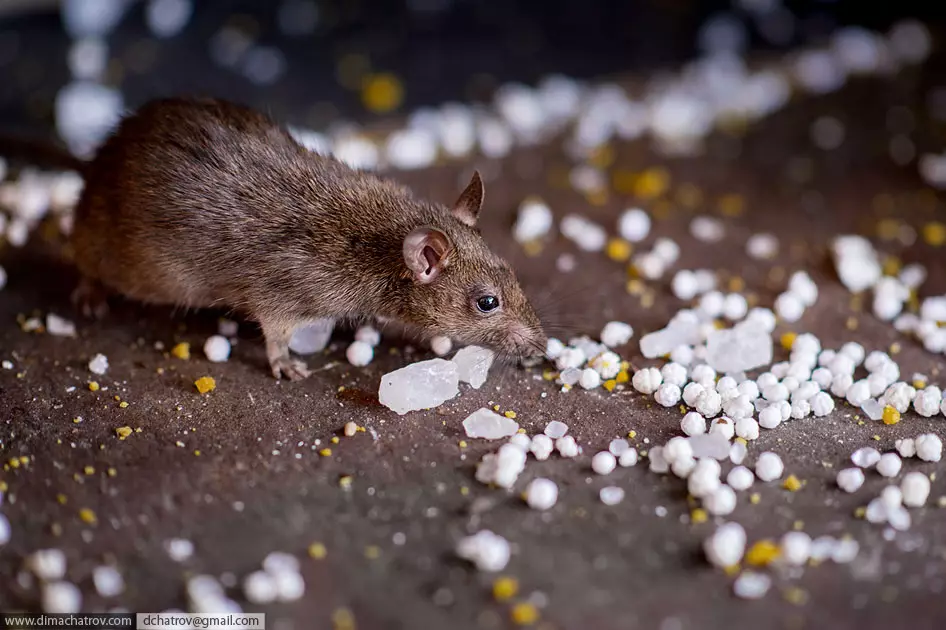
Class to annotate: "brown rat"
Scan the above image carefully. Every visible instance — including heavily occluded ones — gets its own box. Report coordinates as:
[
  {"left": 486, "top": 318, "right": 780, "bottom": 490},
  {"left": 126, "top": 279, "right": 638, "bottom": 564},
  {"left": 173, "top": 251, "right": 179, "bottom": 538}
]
[{"left": 54, "top": 96, "right": 545, "bottom": 379}]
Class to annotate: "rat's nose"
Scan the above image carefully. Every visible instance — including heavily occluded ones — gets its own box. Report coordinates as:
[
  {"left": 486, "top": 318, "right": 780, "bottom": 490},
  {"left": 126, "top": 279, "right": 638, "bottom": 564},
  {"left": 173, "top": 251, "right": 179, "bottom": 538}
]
[{"left": 510, "top": 322, "right": 547, "bottom": 358}]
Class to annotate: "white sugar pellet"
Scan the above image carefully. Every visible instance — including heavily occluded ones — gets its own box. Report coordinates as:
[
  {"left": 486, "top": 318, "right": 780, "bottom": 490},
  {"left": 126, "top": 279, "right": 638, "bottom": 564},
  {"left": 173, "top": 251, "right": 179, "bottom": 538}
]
[
  {"left": 895, "top": 438, "right": 916, "bottom": 458},
  {"left": 660, "top": 362, "right": 688, "bottom": 388},
  {"left": 876, "top": 453, "right": 902, "bottom": 478},
  {"left": 649, "top": 446, "right": 669, "bottom": 473},
  {"left": 555, "top": 436, "right": 580, "bottom": 458},
  {"left": 901, "top": 472, "right": 931, "bottom": 507},
  {"left": 262, "top": 552, "right": 300, "bottom": 575},
  {"left": 530, "top": 434, "right": 554, "bottom": 461},
  {"left": 608, "top": 439, "right": 630, "bottom": 456},
  {"left": 346, "top": 341, "right": 373, "bottom": 366},
  {"left": 733, "top": 571, "right": 772, "bottom": 600},
  {"left": 664, "top": 436, "right": 693, "bottom": 463},
  {"left": 745, "top": 307, "right": 777, "bottom": 332},
  {"left": 780, "top": 532, "right": 812, "bottom": 566},
  {"left": 92, "top": 565, "right": 124, "bottom": 597},
  {"left": 704, "top": 522, "right": 746, "bottom": 568},
  {"left": 508, "top": 434, "right": 531, "bottom": 449},
  {"left": 27, "top": 549, "right": 67, "bottom": 581},
  {"left": 687, "top": 459, "right": 721, "bottom": 498},
  {"left": 355, "top": 326, "right": 381, "bottom": 346},
  {"left": 592, "top": 451, "right": 617, "bottom": 475},
  {"left": 544, "top": 421, "right": 569, "bottom": 439},
  {"left": 695, "top": 389, "right": 723, "bottom": 418},
  {"left": 775, "top": 292, "right": 805, "bottom": 322},
  {"left": 672, "top": 270, "right": 700, "bottom": 301},
  {"left": 788, "top": 271, "right": 819, "bottom": 307},
  {"left": 618, "top": 449, "right": 639, "bottom": 467},
  {"left": 430, "top": 335, "right": 453, "bottom": 357},
  {"left": 88, "top": 353, "right": 108, "bottom": 375},
  {"left": 456, "top": 530, "right": 510, "bottom": 572},
  {"left": 836, "top": 468, "right": 865, "bottom": 493},
  {"left": 165, "top": 538, "right": 194, "bottom": 562},
  {"left": 734, "top": 417, "right": 759, "bottom": 440},
  {"left": 0, "top": 514, "right": 9, "bottom": 545},
  {"left": 654, "top": 383, "right": 682, "bottom": 407},
  {"left": 681, "top": 412, "right": 707, "bottom": 436},
  {"left": 618, "top": 208, "right": 651, "bottom": 242},
  {"left": 709, "top": 416, "right": 735, "bottom": 440},
  {"left": 703, "top": 484, "right": 737, "bottom": 515},
  {"left": 755, "top": 452, "right": 784, "bottom": 482},
  {"left": 758, "top": 405, "right": 782, "bottom": 429},
  {"left": 914, "top": 386, "right": 943, "bottom": 417},
  {"left": 0, "top": 266, "right": 6, "bottom": 291},
  {"left": 690, "top": 215, "right": 725, "bottom": 243},
  {"left": 746, "top": 233, "right": 779, "bottom": 259},
  {"left": 203, "top": 335, "right": 231, "bottom": 362},
  {"left": 579, "top": 368, "right": 601, "bottom": 390},
  {"left": 600, "top": 321, "right": 633, "bottom": 347},
  {"left": 545, "top": 338, "right": 565, "bottom": 359},
  {"left": 727, "top": 466, "right": 754, "bottom": 491},
  {"left": 243, "top": 571, "right": 278, "bottom": 604},
  {"left": 632, "top": 367, "right": 663, "bottom": 394},
  {"left": 272, "top": 569, "right": 305, "bottom": 602},
  {"left": 512, "top": 198, "right": 553, "bottom": 243},
  {"left": 810, "top": 391, "right": 834, "bottom": 417},
  {"left": 599, "top": 486, "right": 625, "bottom": 506},
  {"left": 42, "top": 581, "right": 82, "bottom": 613},
  {"left": 852, "top": 447, "right": 881, "bottom": 468},
  {"left": 682, "top": 382, "right": 706, "bottom": 407},
  {"left": 723, "top": 293, "right": 748, "bottom": 321},
  {"left": 525, "top": 478, "right": 559, "bottom": 510},
  {"left": 916, "top": 434, "right": 943, "bottom": 462}
]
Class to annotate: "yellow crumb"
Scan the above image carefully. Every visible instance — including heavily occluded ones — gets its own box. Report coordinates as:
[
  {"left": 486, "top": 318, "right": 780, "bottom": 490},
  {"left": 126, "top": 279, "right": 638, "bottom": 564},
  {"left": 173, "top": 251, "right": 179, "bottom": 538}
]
[
  {"left": 890, "top": 342, "right": 902, "bottom": 355},
  {"left": 746, "top": 540, "right": 781, "bottom": 566},
  {"left": 78, "top": 508, "right": 97, "bottom": 524},
  {"left": 633, "top": 167, "right": 670, "bottom": 199},
  {"left": 107, "top": 467, "right": 117, "bottom": 477},
  {"left": 510, "top": 602, "right": 539, "bottom": 626},
  {"left": 627, "top": 430, "right": 637, "bottom": 439},
  {"left": 364, "top": 545, "right": 380, "bottom": 560},
  {"left": 331, "top": 607, "right": 355, "bottom": 630},
  {"left": 339, "top": 476, "right": 353, "bottom": 489},
  {"left": 119, "top": 401, "right": 129, "bottom": 408},
  {"left": 603, "top": 380, "right": 617, "bottom": 392},
  {"left": 780, "top": 332, "right": 797, "bottom": 351},
  {"left": 882, "top": 405, "right": 901, "bottom": 425},
  {"left": 749, "top": 492, "right": 760, "bottom": 504},
  {"left": 718, "top": 194, "right": 744, "bottom": 217},
  {"left": 492, "top": 576, "right": 519, "bottom": 602},
  {"left": 331, "top": 436, "right": 340, "bottom": 444},
  {"left": 605, "top": 238, "right": 633, "bottom": 262},
  {"left": 784, "top": 587, "right": 809, "bottom": 606},
  {"left": 361, "top": 73, "right": 403, "bottom": 113},
  {"left": 308, "top": 542, "right": 327, "bottom": 559},
  {"left": 171, "top": 342, "right": 190, "bottom": 359},
  {"left": 194, "top": 376, "right": 216, "bottom": 393},
  {"left": 922, "top": 221, "right": 946, "bottom": 246},
  {"left": 84, "top": 466, "right": 95, "bottom": 475},
  {"left": 690, "top": 508, "right": 709, "bottom": 524},
  {"left": 783, "top": 475, "right": 802, "bottom": 492},
  {"left": 56, "top": 494, "right": 67, "bottom": 505},
  {"left": 854, "top": 506, "right": 866, "bottom": 519},
  {"left": 504, "top": 410, "right": 517, "bottom": 419},
  {"left": 319, "top": 448, "right": 332, "bottom": 457},
  {"left": 458, "top": 441, "right": 468, "bottom": 449},
  {"left": 616, "top": 370, "right": 629, "bottom": 384},
  {"left": 88, "top": 381, "right": 100, "bottom": 392},
  {"left": 913, "top": 379, "right": 927, "bottom": 389}
]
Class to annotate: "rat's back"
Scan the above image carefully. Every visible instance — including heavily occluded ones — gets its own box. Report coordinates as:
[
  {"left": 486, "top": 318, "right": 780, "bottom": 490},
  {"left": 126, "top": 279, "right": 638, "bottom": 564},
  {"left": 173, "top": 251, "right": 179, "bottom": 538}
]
[{"left": 72, "top": 97, "right": 329, "bottom": 310}]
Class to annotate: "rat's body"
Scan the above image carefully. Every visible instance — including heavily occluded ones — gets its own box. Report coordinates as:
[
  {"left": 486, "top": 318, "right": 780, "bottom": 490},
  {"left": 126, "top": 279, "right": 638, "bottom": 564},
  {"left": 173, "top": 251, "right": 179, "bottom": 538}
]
[{"left": 64, "top": 97, "right": 544, "bottom": 378}]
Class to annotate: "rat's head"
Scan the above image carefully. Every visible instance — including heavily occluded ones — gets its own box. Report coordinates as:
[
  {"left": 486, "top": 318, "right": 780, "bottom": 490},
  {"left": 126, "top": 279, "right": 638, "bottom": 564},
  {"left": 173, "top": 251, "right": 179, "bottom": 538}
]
[{"left": 400, "top": 172, "right": 546, "bottom": 360}]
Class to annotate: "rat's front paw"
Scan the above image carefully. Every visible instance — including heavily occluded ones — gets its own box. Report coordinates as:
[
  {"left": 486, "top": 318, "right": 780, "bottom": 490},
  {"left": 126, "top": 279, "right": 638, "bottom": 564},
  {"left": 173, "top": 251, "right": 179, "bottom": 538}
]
[
  {"left": 270, "top": 357, "right": 311, "bottom": 381},
  {"left": 71, "top": 278, "right": 109, "bottom": 319}
]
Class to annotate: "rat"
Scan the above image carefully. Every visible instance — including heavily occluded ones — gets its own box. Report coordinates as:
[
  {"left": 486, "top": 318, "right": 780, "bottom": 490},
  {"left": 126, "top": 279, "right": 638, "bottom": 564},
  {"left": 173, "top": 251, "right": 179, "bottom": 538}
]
[{"left": 6, "top": 96, "right": 547, "bottom": 379}]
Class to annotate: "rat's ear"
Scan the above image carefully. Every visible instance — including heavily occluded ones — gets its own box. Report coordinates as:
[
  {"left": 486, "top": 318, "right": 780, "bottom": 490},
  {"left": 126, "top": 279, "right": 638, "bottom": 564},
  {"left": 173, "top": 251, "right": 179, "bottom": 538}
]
[
  {"left": 403, "top": 226, "right": 452, "bottom": 284},
  {"left": 451, "top": 170, "right": 484, "bottom": 227}
]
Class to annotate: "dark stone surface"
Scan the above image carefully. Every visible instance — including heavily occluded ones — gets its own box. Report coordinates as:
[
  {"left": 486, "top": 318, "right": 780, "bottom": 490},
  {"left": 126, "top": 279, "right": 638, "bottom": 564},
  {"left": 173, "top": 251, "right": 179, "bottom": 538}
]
[{"left": 1, "top": 3, "right": 946, "bottom": 630}]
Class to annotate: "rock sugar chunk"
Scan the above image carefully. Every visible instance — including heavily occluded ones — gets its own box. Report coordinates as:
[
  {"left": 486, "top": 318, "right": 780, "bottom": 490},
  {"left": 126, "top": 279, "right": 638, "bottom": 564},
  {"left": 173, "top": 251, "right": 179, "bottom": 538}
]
[
  {"left": 463, "top": 408, "right": 519, "bottom": 440},
  {"left": 706, "top": 321, "right": 773, "bottom": 374},
  {"left": 452, "top": 346, "right": 495, "bottom": 389},
  {"left": 379, "top": 359, "right": 459, "bottom": 415}
]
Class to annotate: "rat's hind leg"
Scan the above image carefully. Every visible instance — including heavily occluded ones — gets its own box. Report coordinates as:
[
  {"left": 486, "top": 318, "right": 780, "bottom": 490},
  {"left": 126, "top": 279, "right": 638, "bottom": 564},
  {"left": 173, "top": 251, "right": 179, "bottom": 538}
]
[
  {"left": 260, "top": 318, "right": 311, "bottom": 381},
  {"left": 71, "top": 276, "right": 109, "bottom": 319}
]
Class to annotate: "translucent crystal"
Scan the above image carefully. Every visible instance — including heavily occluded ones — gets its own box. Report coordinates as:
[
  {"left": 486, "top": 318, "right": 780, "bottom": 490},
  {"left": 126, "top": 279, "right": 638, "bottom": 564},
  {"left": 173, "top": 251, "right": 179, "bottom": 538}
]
[
  {"left": 705, "top": 321, "right": 773, "bottom": 374},
  {"left": 452, "top": 346, "right": 495, "bottom": 389},
  {"left": 378, "top": 359, "right": 459, "bottom": 415},
  {"left": 462, "top": 408, "right": 519, "bottom": 440},
  {"left": 288, "top": 319, "right": 333, "bottom": 355},
  {"left": 688, "top": 432, "right": 731, "bottom": 460}
]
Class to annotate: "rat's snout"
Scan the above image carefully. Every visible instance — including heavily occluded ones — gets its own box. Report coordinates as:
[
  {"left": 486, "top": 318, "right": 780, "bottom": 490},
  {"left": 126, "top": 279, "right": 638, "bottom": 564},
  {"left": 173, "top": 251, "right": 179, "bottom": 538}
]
[{"left": 508, "top": 320, "right": 547, "bottom": 359}]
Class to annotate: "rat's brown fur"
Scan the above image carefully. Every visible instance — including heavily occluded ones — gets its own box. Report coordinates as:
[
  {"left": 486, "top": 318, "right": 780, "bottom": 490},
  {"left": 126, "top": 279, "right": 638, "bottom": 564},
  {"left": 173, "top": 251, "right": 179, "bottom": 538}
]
[{"left": 69, "top": 97, "right": 545, "bottom": 379}]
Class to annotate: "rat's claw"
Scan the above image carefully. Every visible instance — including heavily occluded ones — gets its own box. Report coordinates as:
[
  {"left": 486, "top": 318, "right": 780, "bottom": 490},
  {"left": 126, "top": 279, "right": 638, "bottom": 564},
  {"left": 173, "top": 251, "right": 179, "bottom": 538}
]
[{"left": 271, "top": 357, "right": 311, "bottom": 381}]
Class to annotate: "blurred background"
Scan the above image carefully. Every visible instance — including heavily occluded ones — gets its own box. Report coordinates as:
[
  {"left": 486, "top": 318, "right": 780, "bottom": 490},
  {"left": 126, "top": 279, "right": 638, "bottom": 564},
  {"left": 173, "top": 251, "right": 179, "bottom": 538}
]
[{"left": 0, "top": 0, "right": 942, "bottom": 157}]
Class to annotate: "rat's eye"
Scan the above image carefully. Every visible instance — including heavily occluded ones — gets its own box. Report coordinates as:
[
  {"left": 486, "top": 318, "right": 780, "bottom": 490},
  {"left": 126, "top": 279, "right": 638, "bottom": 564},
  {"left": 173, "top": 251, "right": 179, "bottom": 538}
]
[{"left": 476, "top": 295, "right": 500, "bottom": 313}]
